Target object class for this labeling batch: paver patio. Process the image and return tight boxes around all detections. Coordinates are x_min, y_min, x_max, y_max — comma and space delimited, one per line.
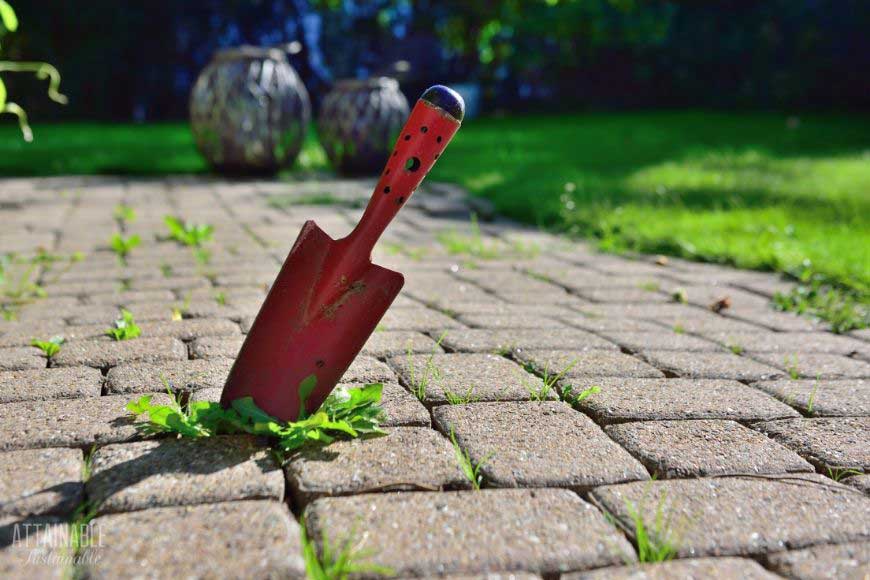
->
1, 176, 869, 577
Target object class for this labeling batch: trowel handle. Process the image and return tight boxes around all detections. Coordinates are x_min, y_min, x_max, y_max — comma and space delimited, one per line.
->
346, 85, 464, 255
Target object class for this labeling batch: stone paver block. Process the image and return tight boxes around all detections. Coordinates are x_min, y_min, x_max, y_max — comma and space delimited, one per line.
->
84, 289, 176, 305
404, 282, 494, 307
569, 377, 800, 424
0, 320, 69, 347
388, 353, 550, 404
605, 419, 813, 478
0, 448, 82, 516
80, 500, 304, 578
565, 557, 780, 580
755, 417, 870, 471
105, 358, 234, 394
843, 474, 870, 495
341, 355, 395, 383
189, 335, 243, 359
751, 352, 870, 379
87, 436, 284, 514
434, 401, 648, 490
362, 330, 443, 358
711, 331, 864, 356
379, 308, 463, 331
0, 393, 171, 450
640, 350, 783, 380
286, 427, 468, 506
305, 489, 635, 577
514, 349, 664, 379
137, 318, 241, 340
752, 379, 869, 417
765, 541, 870, 580
0, 367, 102, 402
456, 313, 565, 330
560, 315, 665, 333
66, 302, 176, 326
52, 337, 187, 368
0, 346, 44, 371
598, 331, 722, 352
440, 328, 617, 354
590, 475, 870, 558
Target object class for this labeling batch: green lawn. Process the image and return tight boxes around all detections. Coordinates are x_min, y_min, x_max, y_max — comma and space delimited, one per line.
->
3, 113, 868, 327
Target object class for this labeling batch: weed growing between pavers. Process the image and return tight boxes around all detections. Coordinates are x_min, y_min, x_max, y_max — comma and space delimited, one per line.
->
406, 332, 447, 402
624, 492, 681, 563
163, 215, 214, 264
521, 358, 578, 401
126, 382, 387, 459
31, 335, 64, 360
774, 279, 868, 334
601, 487, 682, 564
109, 234, 140, 261
113, 204, 136, 224
108, 233, 140, 266
825, 467, 864, 482
728, 343, 744, 355
172, 292, 192, 321
0, 249, 84, 320
785, 354, 801, 379
301, 518, 392, 579
67, 446, 98, 569
444, 386, 480, 405
520, 357, 601, 406
805, 377, 821, 416
105, 309, 141, 341
448, 427, 492, 491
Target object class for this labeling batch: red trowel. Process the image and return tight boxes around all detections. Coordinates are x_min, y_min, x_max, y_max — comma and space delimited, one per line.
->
221, 85, 464, 421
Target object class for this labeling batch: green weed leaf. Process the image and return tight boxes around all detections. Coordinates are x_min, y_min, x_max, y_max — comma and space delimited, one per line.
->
0, 0, 18, 33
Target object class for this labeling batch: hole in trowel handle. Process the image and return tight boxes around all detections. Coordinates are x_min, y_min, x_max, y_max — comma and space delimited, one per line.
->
404, 157, 421, 172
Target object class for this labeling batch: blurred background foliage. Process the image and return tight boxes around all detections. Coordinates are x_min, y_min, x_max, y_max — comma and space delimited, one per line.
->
4, 0, 869, 121
2, 0, 868, 329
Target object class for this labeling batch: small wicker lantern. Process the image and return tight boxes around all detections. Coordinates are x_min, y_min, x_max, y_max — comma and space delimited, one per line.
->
189, 46, 311, 174
317, 78, 410, 175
